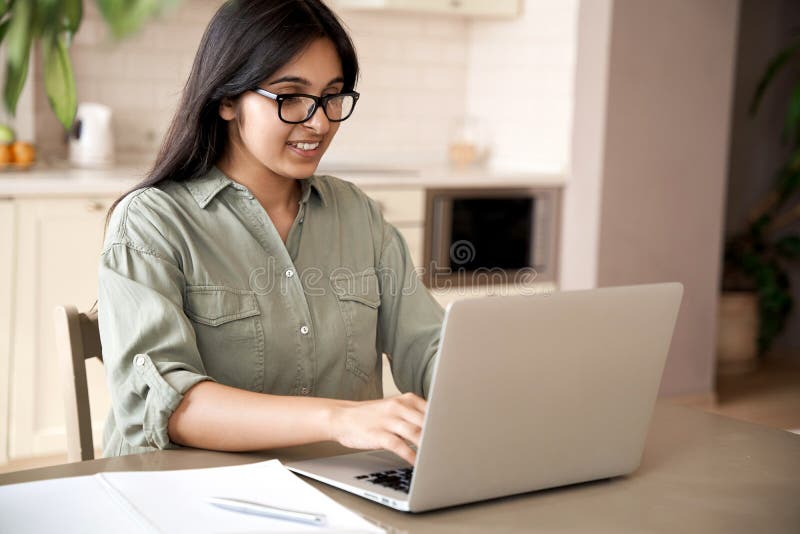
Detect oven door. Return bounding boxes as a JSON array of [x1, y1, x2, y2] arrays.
[[423, 187, 560, 288]]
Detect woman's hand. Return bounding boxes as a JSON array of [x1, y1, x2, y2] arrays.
[[327, 392, 427, 465]]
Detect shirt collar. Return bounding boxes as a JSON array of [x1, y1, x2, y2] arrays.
[[185, 165, 327, 209]]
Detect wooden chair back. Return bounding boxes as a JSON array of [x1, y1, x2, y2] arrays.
[[53, 304, 103, 462]]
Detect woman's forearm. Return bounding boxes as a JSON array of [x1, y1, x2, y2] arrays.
[[167, 381, 344, 451], [167, 380, 428, 464]]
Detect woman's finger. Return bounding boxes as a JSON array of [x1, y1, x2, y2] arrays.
[[386, 419, 423, 446], [389, 393, 428, 414], [382, 433, 417, 465], [398, 392, 428, 413], [400, 406, 425, 431]]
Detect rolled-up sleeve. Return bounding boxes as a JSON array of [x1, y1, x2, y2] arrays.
[[376, 222, 444, 398], [99, 192, 213, 452]]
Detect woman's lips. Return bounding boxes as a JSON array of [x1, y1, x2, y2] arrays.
[[287, 142, 321, 159]]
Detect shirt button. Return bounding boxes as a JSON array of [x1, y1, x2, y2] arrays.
[[300, 387, 310, 395], [299, 217, 304, 224], [285, 269, 294, 278], [134, 355, 145, 366], [300, 325, 310, 335]]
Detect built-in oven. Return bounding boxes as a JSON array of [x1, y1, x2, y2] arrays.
[[422, 187, 561, 289]]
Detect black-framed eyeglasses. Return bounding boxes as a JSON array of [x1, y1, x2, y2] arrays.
[[252, 88, 360, 124]]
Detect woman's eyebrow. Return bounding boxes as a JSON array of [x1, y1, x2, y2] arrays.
[[267, 75, 345, 86]]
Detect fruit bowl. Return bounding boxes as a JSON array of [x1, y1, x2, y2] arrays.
[[0, 124, 37, 171], [0, 141, 37, 171]]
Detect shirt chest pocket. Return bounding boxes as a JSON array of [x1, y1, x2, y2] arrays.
[[331, 270, 381, 382], [184, 285, 265, 391]]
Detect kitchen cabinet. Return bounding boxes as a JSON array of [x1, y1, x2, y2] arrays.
[[0, 200, 14, 464], [8, 197, 114, 459], [333, 0, 519, 17]]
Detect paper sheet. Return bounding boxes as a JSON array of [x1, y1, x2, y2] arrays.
[[0, 459, 384, 534], [0, 474, 143, 534]]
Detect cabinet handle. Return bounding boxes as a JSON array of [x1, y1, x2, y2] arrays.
[[451, 0, 462, 7], [86, 201, 106, 212]]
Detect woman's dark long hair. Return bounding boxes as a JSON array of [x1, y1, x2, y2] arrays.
[[105, 0, 359, 225]]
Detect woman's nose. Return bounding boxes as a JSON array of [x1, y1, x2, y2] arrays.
[[303, 105, 330, 133]]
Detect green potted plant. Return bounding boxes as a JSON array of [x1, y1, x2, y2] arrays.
[[0, 0, 180, 131], [718, 39, 800, 373]]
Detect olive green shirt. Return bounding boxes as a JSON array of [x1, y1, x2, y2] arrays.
[[98, 166, 444, 457]]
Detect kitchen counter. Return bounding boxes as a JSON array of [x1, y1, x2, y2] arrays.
[[0, 165, 147, 198], [0, 162, 564, 197], [318, 164, 565, 188]]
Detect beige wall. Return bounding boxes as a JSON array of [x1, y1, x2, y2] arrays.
[[559, 0, 612, 291], [598, 0, 739, 396], [564, 0, 740, 397]]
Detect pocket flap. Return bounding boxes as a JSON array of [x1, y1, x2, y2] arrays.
[[184, 286, 261, 326], [330, 270, 381, 308]]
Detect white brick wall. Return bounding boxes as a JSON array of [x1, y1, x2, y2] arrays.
[[322, 10, 469, 167], [465, 0, 579, 173], [32, 0, 576, 172], [34, 1, 469, 168]]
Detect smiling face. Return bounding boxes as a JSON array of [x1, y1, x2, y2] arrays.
[[218, 37, 345, 182]]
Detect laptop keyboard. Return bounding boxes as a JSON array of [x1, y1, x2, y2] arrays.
[[355, 467, 413, 494]]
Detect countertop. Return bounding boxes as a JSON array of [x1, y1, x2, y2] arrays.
[[0, 161, 564, 198]]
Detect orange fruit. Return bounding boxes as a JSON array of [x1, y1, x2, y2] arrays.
[[0, 144, 12, 168], [11, 141, 35, 168]]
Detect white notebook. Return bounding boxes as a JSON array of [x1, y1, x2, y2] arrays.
[[0, 459, 384, 534]]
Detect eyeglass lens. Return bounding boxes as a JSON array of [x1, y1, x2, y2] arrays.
[[281, 95, 355, 123]]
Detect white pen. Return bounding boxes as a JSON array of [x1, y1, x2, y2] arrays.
[[207, 496, 328, 526]]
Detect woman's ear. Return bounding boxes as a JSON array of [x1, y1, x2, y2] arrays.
[[219, 96, 237, 121]]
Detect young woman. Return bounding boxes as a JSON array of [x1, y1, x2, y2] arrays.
[[98, 0, 443, 465]]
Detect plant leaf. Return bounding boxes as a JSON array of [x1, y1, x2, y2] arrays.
[[776, 235, 800, 259], [5, 0, 31, 69], [0, 0, 12, 20], [63, 0, 82, 35], [95, 0, 180, 39], [0, 17, 10, 44], [3, 0, 33, 115], [776, 166, 800, 206], [3, 56, 28, 116], [786, 82, 800, 145], [0, 0, 14, 19], [42, 32, 77, 131], [753, 260, 794, 354], [32, 0, 60, 39], [790, 148, 800, 171], [751, 41, 800, 115]]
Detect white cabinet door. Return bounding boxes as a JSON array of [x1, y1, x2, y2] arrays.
[[9, 197, 115, 459], [363, 188, 425, 226], [0, 200, 15, 463], [335, 0, 519, 17]]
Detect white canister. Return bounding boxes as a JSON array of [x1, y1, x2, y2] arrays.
[[69, 102, 115, 168]]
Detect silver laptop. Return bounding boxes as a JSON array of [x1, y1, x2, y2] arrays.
[[287, 283, 683, 512]]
